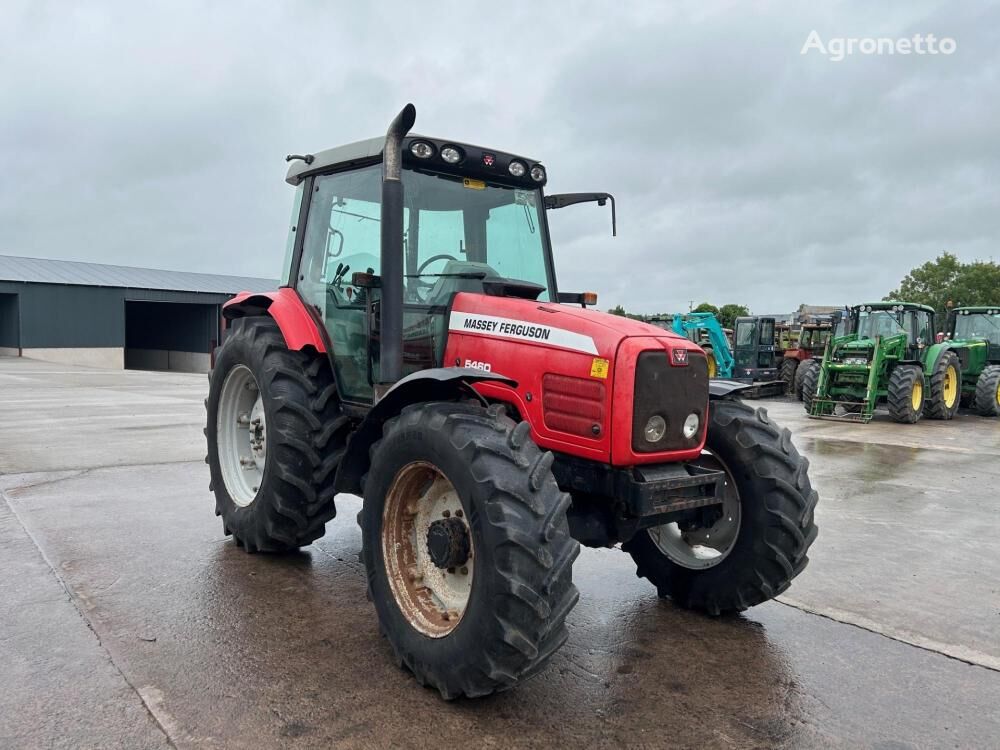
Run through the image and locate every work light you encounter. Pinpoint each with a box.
[530,165,546,182]
[410,141,434,159]
[440,145,462,164]
[508,160,527,177]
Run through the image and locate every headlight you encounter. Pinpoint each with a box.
[644,415,667,443]
[530,165,546,182]
[508,160,527,177]
[440,145,462,164]
[682,413,700,439]
[410,141,434,159]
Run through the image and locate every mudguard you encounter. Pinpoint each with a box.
[223,288,327,352]
[922,342,953,374]
[334,368,517,495]
[708,379,755,399]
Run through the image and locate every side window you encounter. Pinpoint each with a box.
[759,319,775,347]
[280,184,304,286]
[298,166,384,403]
[912,311,931,345]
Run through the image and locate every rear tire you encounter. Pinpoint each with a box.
[623,399,818,614]
[887,365,924,424]
[780,358,798,394]
[924,351,961,420]
[974,365,1000,416]
[206,316,349,552]
[800,360,820,412]
[359,401,579,699]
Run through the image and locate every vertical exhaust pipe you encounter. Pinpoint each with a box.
[379,103,416,385]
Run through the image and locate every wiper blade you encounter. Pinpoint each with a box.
[404,272,488,279]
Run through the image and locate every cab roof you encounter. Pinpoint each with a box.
[285,134,542,187]
[953,305,1000,313]
[853,302,936,314]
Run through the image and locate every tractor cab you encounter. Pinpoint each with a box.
[732,316,779,381]
[950,306,1000,360]
[282,133,611,404]
[848,302,934,360]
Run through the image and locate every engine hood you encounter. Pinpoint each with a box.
[448,292,695,358]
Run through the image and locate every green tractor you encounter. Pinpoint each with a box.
[948,306,1000,416]
[802,302,974,423]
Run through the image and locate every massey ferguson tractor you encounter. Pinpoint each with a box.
[205,105,818,699]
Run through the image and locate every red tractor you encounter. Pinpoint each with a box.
[206,105,818,699]
[781,322,833,396]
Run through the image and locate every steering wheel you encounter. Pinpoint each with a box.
[410,254,459,303]
[416,254,458,276]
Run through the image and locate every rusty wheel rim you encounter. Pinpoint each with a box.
[382,462,474,638]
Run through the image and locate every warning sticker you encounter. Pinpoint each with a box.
[463,178,486,190]
[590,358,610,379]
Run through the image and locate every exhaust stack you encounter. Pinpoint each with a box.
[379,103,416,385]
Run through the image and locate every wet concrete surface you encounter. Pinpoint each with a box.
[1,356,998,749]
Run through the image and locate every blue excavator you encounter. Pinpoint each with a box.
[648,313,735,378]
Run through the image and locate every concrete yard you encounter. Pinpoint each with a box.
[1,355,998,749]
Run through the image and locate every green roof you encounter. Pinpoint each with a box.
[853,302,936,314]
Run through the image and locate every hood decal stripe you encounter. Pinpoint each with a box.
[449,311,599,355]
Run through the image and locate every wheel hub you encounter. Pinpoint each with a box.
[426,518,471,569]
[216,365,265,507]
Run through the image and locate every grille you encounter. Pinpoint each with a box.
[632,350,708,453]
[542,374,605,438]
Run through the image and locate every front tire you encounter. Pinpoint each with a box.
[623,399,818,614]
[359,402,579,699]
[206,316,349,552]
[887,365,925,424]
[800,360,820,412]
[974,365,1000,416]
[780,358,798,394]
[924,351,961,420]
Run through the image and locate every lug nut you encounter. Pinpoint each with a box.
[442,510,451,518]
[455,509,463,518]
[460,566,468,575]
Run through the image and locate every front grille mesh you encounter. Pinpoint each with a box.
[632,350,708,452]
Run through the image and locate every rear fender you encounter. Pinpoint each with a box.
[223,288,326,352]
[334,368,517,495]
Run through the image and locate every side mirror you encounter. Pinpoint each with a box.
[544,192,617,236]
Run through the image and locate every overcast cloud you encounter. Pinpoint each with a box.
[2,0,998,314]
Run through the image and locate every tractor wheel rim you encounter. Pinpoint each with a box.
[217,364,264,508]
[647,450,741,570]
[911,379,923,411]
[382,462,473,638]
[943,365,958,407]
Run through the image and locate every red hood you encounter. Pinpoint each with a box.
[448,293,692,359]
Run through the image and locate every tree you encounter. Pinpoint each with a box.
[886,253,1000,329]
[718,304,750,329]
[692,302,720,315]
[608,305,627,316]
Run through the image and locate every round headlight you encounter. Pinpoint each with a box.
[410,141,434,159]
[440,145,462,164]
[508,160,527,177]
[530,165,546,182]
[682,413,700,439]
[644,415,667,443]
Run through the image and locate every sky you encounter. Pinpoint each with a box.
[2,1,997,315]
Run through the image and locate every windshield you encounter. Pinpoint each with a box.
[402,168,551,301]
[735,320,755,347]
[954,313,1000,345]
[856,310,905,340]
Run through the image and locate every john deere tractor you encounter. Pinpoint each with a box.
[948,306,1000,416]
[204,105,818,699]
[802,302,971,423]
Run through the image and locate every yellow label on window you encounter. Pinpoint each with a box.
[463,178,486,190]
[590,357,610,379]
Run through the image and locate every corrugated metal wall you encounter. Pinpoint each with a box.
[0,281,230,349]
